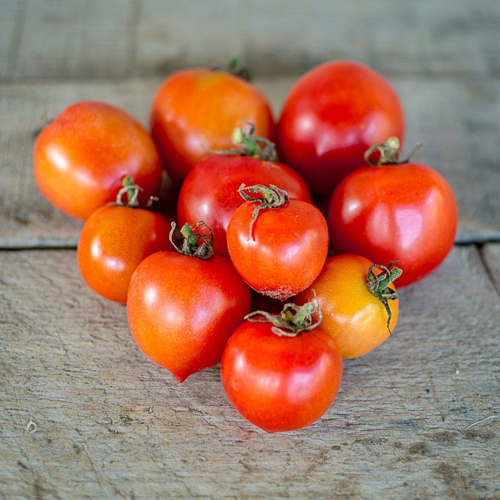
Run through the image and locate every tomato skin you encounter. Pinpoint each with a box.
[178,155,311,256]
[226,200,329,300]
[150,69,275,184]
[34,102,162,220]
[296,255,399,359]
[327,163,458,287]
[277,61,405,196]
[127,251,251,382]
[221,321,343,432]
[77,205,172,304]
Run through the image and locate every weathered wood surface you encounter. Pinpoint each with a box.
[482,244,500,295]
[0,247,499,499]
[1,76,500,248]
[1,0,500,80]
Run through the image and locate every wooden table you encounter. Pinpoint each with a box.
[1,1,499,499]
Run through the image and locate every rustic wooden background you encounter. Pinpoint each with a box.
[1,1,499,499]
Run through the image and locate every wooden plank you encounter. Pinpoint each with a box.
[1,0,499,81]
[1,76,500,248]
[0,247,499,499]
[481,244,500,295]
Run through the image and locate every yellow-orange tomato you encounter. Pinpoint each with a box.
[150,69,275,183]
[34,101,163,220]
[295,254,399,358]
[77,205,172,304]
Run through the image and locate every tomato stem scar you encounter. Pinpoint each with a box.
[169,221,214,260]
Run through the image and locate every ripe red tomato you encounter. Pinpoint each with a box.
[77,181,172,304]
[178,151,311,257]
[34,101,162,220]
[150,68,274,183]
[277,60,405,196]
[226,185,329,300]
[296,255,401,358]
[127,223,251,382]
[221,300,343,432]
[327,142,458,287]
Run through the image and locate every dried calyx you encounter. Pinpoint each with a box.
[366,262,403,333]
[169,221,214,260]
[238,183,289,240]
[364,137,423,167]
[115,175,157,208]
[245,293,322,337]
[210,122,278,162]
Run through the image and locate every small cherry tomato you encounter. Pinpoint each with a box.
[227,185,329,300]
[127,222,251,382]
[77,178,172,304]
[277,60,405,196]
[178,124,311,256]
[327,138,458,287]
[221,298,343,432]
[296,255,401,359]
[34,101,162,220]
[150,66,274,183]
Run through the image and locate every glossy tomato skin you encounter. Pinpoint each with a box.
[227,200,329,300]
[178,155,311,256]
[221,321,343,432]
[296,255,399,358]
[150,69,275,184]
[77,205,172,304]
[127,251,251,382]
[277,61,405,196]
[34,102,162,220]
[327,163,458,287]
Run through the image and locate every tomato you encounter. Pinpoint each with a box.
[226,185,329,300]
[327,139,458,287]
[150,68,274,183]
[77,179,172,304]
[127,222,251,382]
[34,101,162,220]
[178,125,311,256]
[296,255,401,358]
[277,60,405,196]
[221,299,343,432]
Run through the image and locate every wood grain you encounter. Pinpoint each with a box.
[1,76,499,248]
[481,244,500,296]
[0,247,499,499]
[1,0,499,80]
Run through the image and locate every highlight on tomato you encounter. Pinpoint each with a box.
[226,184,329,300]
[150,59,274,184]
[34,101,163,220]
[221,296,343,433]
[127,221,251,382]
[327,138,458,287]
[296,255,402,359]
[77,177,172,304]
[178,123,311,256]
[277,60,405,196]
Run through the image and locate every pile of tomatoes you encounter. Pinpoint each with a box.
[33,59,458,433]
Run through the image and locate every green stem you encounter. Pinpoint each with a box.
[169,221,214,260]
[364,137,423,167]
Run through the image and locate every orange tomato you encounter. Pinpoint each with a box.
[296,254,400,358]
[150,69,275,183]
[34,102,162,220]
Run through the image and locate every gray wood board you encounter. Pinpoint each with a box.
[1,0,499,80]
[0,246,499,499]
[482,244,500,296]
[1,76,499,247]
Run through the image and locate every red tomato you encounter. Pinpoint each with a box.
[77,184,172,304]
[227,185,329,300]
[221,303,343,432]
[150,69,274,183]
[34,101,162,220]
[178,155,311,257]
[296,255,400,358]
[277,61,405,196]
[127,223,251,382]
[327,153,458,287]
